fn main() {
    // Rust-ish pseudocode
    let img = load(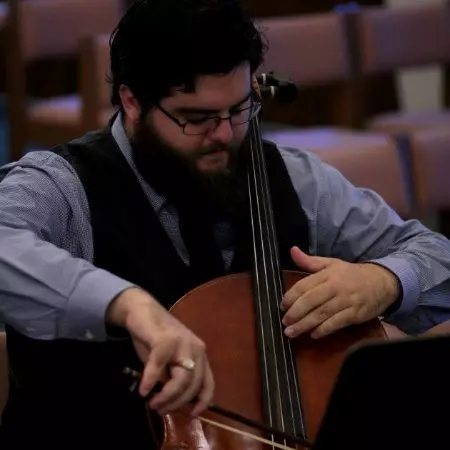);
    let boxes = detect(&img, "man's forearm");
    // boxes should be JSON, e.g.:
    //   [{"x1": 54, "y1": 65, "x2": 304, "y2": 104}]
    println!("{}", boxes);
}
[{"x1": 0, "y1": 224, "x2": 135, "y2": 341}]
